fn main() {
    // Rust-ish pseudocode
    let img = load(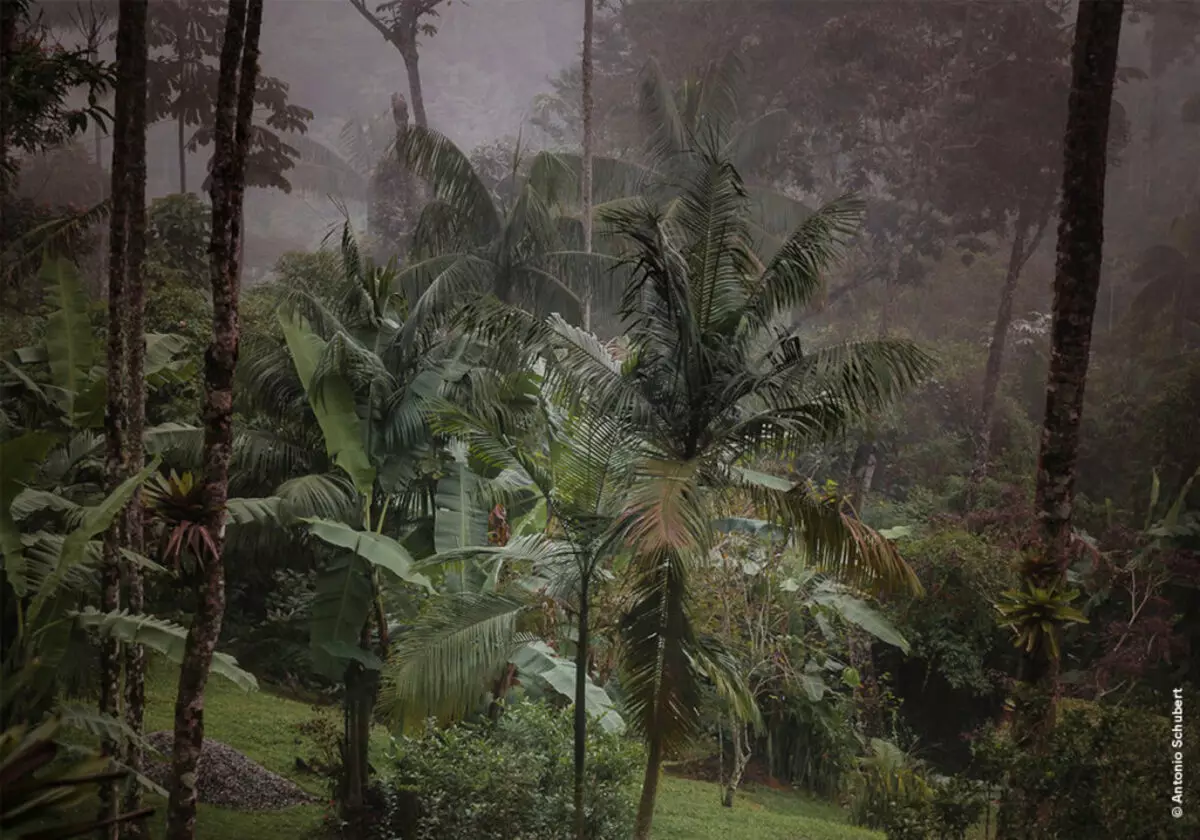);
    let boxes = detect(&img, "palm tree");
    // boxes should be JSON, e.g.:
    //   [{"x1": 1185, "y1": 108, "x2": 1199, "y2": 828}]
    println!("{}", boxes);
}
[
  {"x1": 542, "y1": 145, "x2": 931, "y2": 838},
  {"x1": 391, "y1": 125, "x2": 626, "y2": 336},
  {"x1": 1003, "y1": 0, "x2": 1125, "y2": 746},
  {"x1": 419, "y1": 363, "x2": 637, "y2": 833},
  {"x1": 1125, "y1": 205, "x2": 1200, "y2": 350},
  {"x1": 528, "y1": 52, "x2": 812, "y2": 264}
]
